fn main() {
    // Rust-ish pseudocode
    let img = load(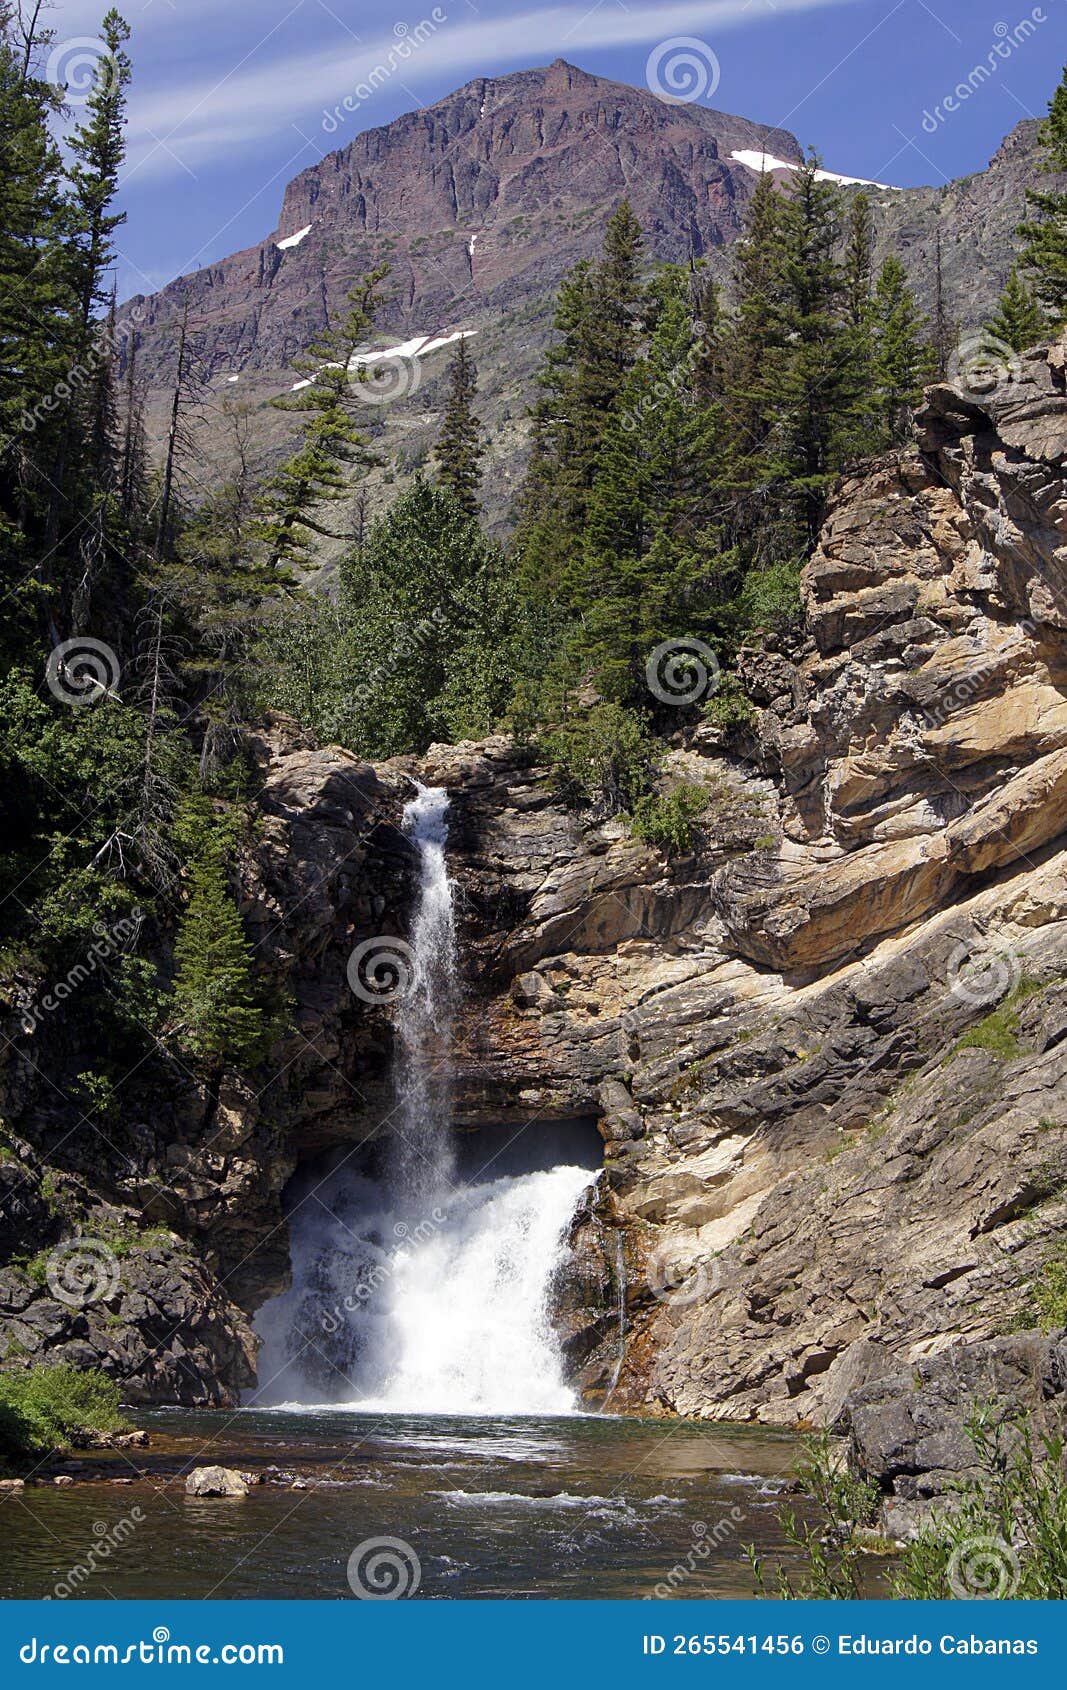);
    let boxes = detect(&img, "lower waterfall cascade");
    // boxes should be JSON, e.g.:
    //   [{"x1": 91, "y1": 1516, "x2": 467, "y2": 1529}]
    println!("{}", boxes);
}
[{"x1": 253, "y1": 783, "x2": 599, "y2": 1415}]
